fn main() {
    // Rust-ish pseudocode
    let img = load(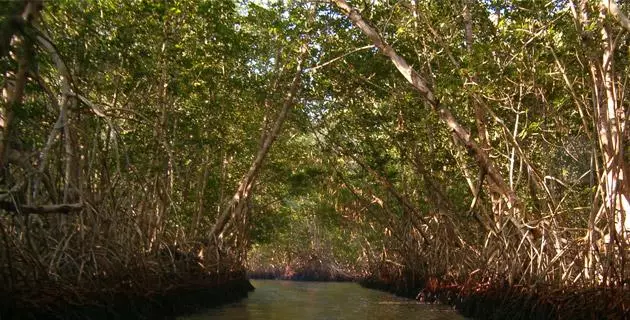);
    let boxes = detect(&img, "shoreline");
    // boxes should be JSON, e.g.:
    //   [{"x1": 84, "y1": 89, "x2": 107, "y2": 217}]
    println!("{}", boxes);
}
[
  {"x1": 3, "y1": 268, "x2": 626, "y2": 320},
  {"x1": 360, "y1": 277, "x2": 629, "y2": 319},
  {"x1": 0, "y1": 271, "x2": 254, "y2": 320}
]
